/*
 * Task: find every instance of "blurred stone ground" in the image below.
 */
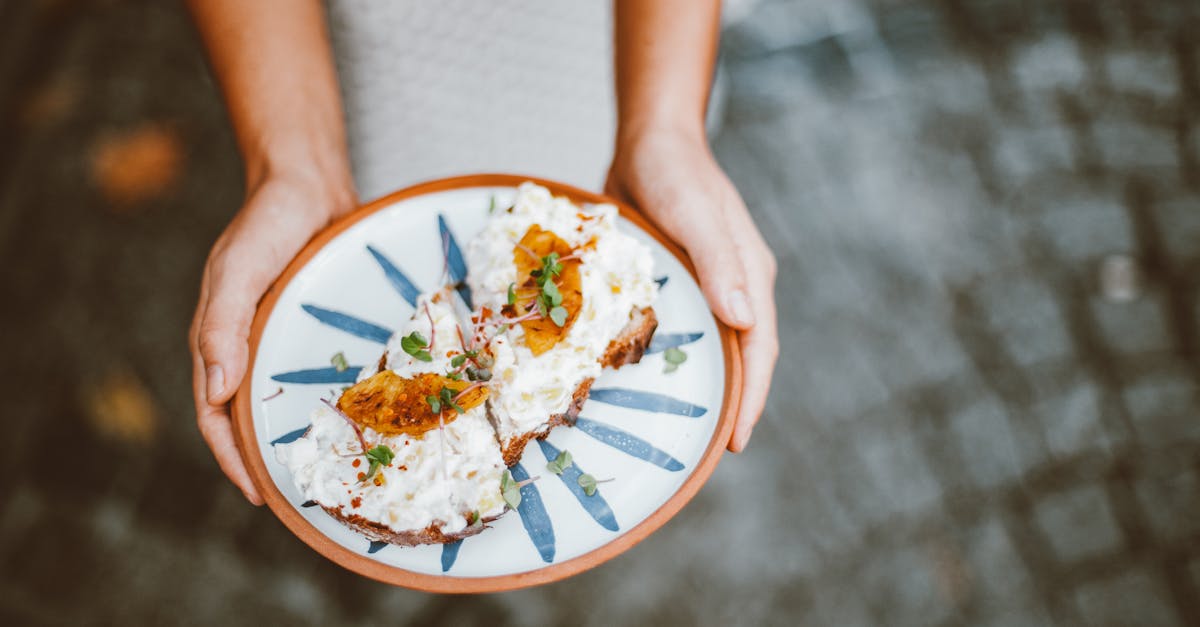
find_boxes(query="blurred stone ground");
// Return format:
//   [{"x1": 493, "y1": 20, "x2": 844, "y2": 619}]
[{"x1": 2, "y1": 0, "x2": 1200, "y2": 625}]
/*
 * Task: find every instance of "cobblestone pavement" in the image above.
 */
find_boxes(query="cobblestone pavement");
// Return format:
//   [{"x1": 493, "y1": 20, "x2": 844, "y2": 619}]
[{"x1": 2, "y1": 1, "x2": 1199, "y2": 625}]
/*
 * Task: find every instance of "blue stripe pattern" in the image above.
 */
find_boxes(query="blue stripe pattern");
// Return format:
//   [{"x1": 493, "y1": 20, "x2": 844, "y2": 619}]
[
  {"x1": 271, "y1": 366, "x2": 362, "y2": 384},
  {"x1": 509, "y1": 462, "x2": 555, "y2": 563},
  {"x1": 366, "y1": 245, "x2": 420, "y2": 307},
  {"x1": 574, "y1": 417, "x2": 685, "y2": 471},
  {"x1": 368, "y1": 541, "x2": 388, "y2": 554},
  {"x1": 537, "y1": 440, "x2": 618, "y2": 531},
  {"x1": 301, "y1": 500, "x2": 317, "y2": 508},
  {"x1": 655, "y1": 275, "x2": 669, "y2": 288},
  {"x1": 588, "y1": 388, "x2": 708, "y2": 417},
  {"x1": 438, "y1": 214, "x2": 473, "y2": 309},
  {"x1": 441, "y1": 540, "x2": 463, "y2": 572},
  {"x1": 270, "y1": 426, "x2": 309, "y2": 446},
  {"x1": 647, "y1": 332, "x2": 704, "y2": 355},
  {"x1": 301, "y1": 304, "x2": 392, "y2": 344}
]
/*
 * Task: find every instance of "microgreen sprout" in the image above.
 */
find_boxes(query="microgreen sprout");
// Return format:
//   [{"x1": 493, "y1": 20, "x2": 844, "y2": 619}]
[
  {"x1": 546, "y1": 449, "x2": 573, "y2": 475},
  {"x1": 363, "y1": 444, "x2": 394, "y2": 482},
  {"x1": 400, "y1": 331, "x2": 432, "y2": 362},
  {"x1": 330, "y1": 351, "x2": 349, "y2": 372},
  {"x1": 577, "y1": 473, "x2": 613, "y2": 497},
  {"x1": 663, "y1": 346, "x2": 688, "y2": 373}
]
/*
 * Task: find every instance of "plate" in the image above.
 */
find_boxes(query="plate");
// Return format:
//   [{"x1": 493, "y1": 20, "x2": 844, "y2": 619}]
[{"x1": 233, "y1": 174, "x2": 741, "y2": 592}]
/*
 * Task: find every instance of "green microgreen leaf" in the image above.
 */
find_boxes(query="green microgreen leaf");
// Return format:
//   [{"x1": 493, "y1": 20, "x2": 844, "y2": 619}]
[
  {"x1": 425, "y1": 395, "x2": 441, "y2": 414},
  {"x1": 440, "y1": 387, "x2": 465, "y2": 414},
  {"x1": 400, "y1": 331, "x2": 432, "y2": 362},
  {"x1": 549, "y1": 306, "x2": 568, "y2": 327},
  {"x1": 465, "y1": 366, "x2": 492, "y2": 382},
  {"x1": 507, "y1": 282, "x2": 517, "y2": 306},
  {"x1": 577, "y1": 473, "x2": 598, "y2": 496},
  {"x1": 450, "y1": 354, "x2": 468, "y2": 368},
  {"x1": 542, "y1": 280, "x2": 562, "y2": 306},
  {"x1": 501, "y1": 470, "x2": 522, "y2": 509},
  {"x1": 470, "y1": 510, "x2": 481, "y2": 525},
  {"x1": 663, "y1": 346, "x2": 687, "y2": 373},
  {"x1": 330, "y1": 351, "x2": 349, "y2": 372},
  {"x1": 446, "y1": 371, "x2": 463, "y2": 381},
  {"x1": 546, "y1": 449, "x2": 573, "y2": 475},
  {"x1": 361, "y1": 444, "x2": 393, "y2": 482},
  {"x1": 366, "y1": 444, "x2": 394, "y2": 466},
  {"x1": 488, "y1": 195, "x2": 497, "y2": 214}
]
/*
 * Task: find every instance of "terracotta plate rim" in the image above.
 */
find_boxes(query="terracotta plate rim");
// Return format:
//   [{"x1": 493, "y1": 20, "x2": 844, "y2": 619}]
[{"x1": 231, "y1": 173, "x2": 743, "y2": 593}]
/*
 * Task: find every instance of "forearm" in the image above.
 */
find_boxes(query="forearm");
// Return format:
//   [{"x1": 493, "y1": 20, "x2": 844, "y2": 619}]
[
  {"x1": 186, "y1": 0, "x2": 351, "y2": 193},
  {"x1": 613, "y1": 0, "x2": 722, "y2": 144}
]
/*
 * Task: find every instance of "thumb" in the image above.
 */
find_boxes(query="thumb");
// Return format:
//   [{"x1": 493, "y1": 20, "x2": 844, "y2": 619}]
[{"x1": 197, "y1": 254, "x2": 269, "y2": 405}]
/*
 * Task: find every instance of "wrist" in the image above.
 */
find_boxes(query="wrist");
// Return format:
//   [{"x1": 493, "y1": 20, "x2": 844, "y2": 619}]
[
  {"x1": 614, "y1": 117, "x2": 709, "y2": 160},
  {"x1": 244, "y1": 132, "x2": 356, "y2": 218}
]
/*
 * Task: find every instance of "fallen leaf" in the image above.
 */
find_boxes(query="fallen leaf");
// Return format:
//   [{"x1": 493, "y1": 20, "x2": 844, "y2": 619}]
[
  {"x1": 89, "y1": 122, "x2": 183, "y2": 210},
  {"x1": 83, "y1": 369, "x2": 159, "y2": 445}
]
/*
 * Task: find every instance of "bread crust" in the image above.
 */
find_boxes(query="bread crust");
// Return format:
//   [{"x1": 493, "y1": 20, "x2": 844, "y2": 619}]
[
  {"x1": 496, "y1": 306, "x2": 658, "y2": 466},
  {"x1": 322, "y1": 504, "x2": 501, "y2": 547}
]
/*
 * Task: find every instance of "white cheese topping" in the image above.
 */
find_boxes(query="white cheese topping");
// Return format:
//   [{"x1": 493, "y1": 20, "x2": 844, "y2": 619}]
[
  {"x1": 466, "y1": 182, "x2": 657, "y2": 444},
  {"x1": 276, "y1": 293, "x2": 506, "y2": 535}
]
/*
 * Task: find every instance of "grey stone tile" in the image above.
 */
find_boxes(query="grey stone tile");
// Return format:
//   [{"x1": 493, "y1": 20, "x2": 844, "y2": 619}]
[
  {"x1": 948, "y1": 397, "x2": 1028, "y2": 490},
  {"x1": 1135, "y1": 466, "x2": 1200, "y2": 543},
  {"x1": 1073, "y1": 569, "x2": 1180, "y2": 627},
  {"x1": 1033, "y1": 484, "x2": 1124, "y2": 563}
]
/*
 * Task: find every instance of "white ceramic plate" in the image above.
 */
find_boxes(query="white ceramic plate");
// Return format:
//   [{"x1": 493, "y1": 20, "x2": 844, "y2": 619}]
[{"x1": 234, "y1": 175, "x2": 739, "y2": 592}]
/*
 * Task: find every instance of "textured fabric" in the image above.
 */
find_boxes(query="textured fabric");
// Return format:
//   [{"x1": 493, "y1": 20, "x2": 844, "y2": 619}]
[{"x1": 328, "y1": 1, "x2": 617, "y2": 200}]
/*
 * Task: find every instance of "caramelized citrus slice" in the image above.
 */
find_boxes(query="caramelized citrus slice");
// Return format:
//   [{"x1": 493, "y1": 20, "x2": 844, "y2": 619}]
[
  {"x1": 512, "y1": 225, "x2": 583, "y2": 356},
  {"x1": 337, "y1": 371, "x2": 488, "y2": 438}
]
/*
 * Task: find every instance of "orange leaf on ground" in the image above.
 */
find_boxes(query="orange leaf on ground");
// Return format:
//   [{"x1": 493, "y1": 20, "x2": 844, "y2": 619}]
[
  {"x1": 82, "y1": 369, "x2": 160, "y2": 445},
  {"x1": 89, "y1": 122, "x2": 183, "y2": 210}
]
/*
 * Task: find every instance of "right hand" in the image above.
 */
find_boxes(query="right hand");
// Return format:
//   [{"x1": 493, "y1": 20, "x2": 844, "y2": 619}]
[{"x1": 190, "y1": 167, "x2": 356, "y2": 504}]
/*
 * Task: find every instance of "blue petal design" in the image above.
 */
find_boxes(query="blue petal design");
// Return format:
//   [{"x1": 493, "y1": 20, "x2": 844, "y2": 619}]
[
  {"x1": 655, "y1": 275, "x2": 669, "y2": 288},
  {"x1": 366, "y1": 245, "x2": 420, "y2": 307},
  {"x1": 368, "y1": 541, "x2": 388, "y2": 554},
  {"x1": 536, "y1": 440, "x2": 619, "y2": 531},
  {"x1": 441, "y1": 540, "x2": 463, "y2": 572},
  {"x1": 588, "y1": 388, "x2": 708, "y2": 417},
  {"x1": 647, "y1": 332, "x2": 704, "y2": 354},
  {"x1": 301, "y1": 500, "x2": 318, "y2": 508},
  {"x1": 271, "y1": 366, "x2": 362, "y2": 384},
  {"x1": 301, "y1": 304, "x2": 392, "y2": 344},
  {"x1": 438, "y1": 214, "x2": 473, "y2": 309},
  {"x1": 574, "y1": 417, "x2": 685, "y2": 471},
  {"x1": 270, "y1": 426, "x2": 309, "y2": 445},
  {"x1": 509, "y1": 462, "x2": 555, "y2": 563}
]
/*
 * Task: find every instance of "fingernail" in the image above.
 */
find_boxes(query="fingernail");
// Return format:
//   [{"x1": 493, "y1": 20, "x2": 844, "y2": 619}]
[
  {"x1": 727, "y1": 290, "x2": 755, "y2": 326},
  {"x1": 206, "y1": 364, "x2": 225, "y2": 402},
  {"x1": 737, "y1": 427, "x2": 754, "y2": 451}
]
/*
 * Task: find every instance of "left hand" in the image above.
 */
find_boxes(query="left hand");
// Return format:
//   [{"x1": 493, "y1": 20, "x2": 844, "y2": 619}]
[{"x1": 606, "y1": 125, "x2": 779, "y2": 452}]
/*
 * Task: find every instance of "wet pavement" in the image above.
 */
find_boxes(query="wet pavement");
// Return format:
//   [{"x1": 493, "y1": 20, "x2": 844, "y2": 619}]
[{"x1": 2, "y1": 0, "x2": 1200, "y2": 625}]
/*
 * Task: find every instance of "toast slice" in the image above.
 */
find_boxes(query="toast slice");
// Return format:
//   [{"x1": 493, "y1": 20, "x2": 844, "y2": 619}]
[
  {"x1": 492, "y1": 307, "x2": 658, "y2": 466},
  {"x1": 467, "y1": 183, "x2": 660, "y2": 466},
  {"x1": 275, "y1": 291, "x2": 508, "y2": 546}
]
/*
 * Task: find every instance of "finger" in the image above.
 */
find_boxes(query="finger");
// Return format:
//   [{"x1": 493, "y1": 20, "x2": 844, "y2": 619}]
[
  {"x1": 727, "y1": 258, "x2": 779, "y2": 452},
  {"x1": 655, "y1": 196, "x2": 757, "y2": 331},
  {"x1": 191, "y1": 296, "x2": 263, "y2": 505}
]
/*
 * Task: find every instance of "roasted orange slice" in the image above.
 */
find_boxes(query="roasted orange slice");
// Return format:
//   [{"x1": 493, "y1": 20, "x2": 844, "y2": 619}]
[
  {"x1": 337, "y1": 371, "x2": 488, "y2": 438},
  {"x1": 512, "y1": 225, "x2": 583, "y2": 356}
]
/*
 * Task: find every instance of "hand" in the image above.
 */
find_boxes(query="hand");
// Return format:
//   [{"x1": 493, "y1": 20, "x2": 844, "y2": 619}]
[
  {"x1": 606, "y1": 126, "x2": 779, "y2": 452},
  {"x1": 190, "y1": 167, "x2": 356, "y2": 504}
]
